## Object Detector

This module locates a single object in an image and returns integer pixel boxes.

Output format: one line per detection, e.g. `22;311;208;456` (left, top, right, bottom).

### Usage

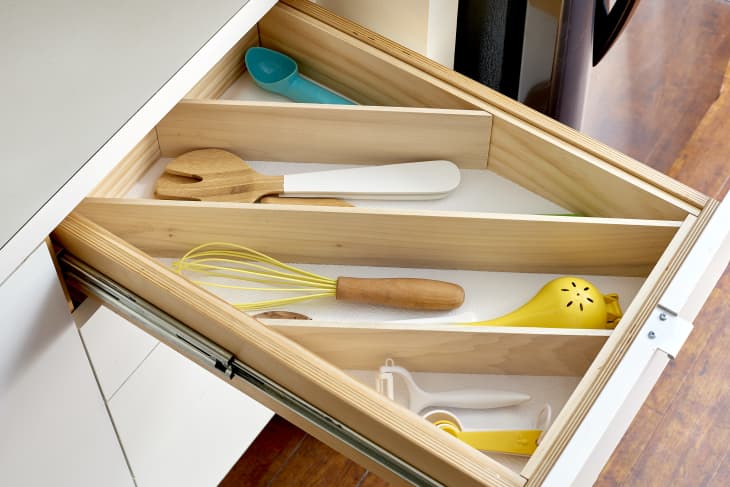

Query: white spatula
155;149;461;202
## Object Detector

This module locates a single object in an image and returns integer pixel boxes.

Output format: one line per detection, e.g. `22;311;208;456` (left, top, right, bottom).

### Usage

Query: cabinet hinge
644;306;694;359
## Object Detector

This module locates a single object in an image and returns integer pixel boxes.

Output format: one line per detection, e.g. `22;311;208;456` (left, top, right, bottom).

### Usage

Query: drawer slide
61;252;443;487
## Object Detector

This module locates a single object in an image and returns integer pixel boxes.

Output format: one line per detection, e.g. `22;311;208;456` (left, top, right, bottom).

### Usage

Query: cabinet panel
108;341;273;486
0;244;132;487
78;301;159;400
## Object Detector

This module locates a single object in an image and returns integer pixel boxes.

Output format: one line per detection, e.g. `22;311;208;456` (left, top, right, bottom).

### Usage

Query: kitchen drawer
52;1;730;486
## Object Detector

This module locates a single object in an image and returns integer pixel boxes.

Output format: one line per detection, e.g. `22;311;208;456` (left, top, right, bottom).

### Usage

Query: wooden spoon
154;149;460;203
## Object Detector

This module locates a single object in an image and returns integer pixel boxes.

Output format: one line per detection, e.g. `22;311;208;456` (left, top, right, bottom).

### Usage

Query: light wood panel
52;212;523;487
89;129;160;198
185;26;259;99
259;4;477;109
77;198;681;277
263;321;611;377
263;1;698;220
157;99;492;168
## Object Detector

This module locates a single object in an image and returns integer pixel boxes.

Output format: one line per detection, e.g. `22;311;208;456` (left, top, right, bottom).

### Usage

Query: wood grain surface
263;320;612;377
157;99;493;169
220;415;390;487
76;198;681;277
224;1;730;486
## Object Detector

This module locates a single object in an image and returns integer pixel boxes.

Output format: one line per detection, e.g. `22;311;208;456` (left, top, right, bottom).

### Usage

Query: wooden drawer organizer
54;1;719;486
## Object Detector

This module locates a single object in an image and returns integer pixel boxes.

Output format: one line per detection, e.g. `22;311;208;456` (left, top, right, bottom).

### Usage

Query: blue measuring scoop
245;47;355;104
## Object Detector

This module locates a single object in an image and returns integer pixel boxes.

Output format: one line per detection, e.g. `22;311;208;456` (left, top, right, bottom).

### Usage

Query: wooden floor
222;1;730;485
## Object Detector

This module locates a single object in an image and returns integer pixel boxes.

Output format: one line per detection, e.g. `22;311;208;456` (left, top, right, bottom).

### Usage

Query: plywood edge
89;129;161;198
262;319;611;376
185;25;259;99
520;206;718;484
76;198;681;277
157;99;492;168
278;0;708;214
53;211;523;487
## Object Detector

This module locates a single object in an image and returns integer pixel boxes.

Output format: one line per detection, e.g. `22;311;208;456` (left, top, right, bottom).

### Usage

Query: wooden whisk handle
335;277;464;310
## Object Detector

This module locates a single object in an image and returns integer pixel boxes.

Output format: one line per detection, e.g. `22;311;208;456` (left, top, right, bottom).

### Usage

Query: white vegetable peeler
375;358;531;414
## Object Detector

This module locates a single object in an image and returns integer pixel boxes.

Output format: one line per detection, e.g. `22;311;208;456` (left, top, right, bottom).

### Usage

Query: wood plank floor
594;59;730;487
222;1;730;485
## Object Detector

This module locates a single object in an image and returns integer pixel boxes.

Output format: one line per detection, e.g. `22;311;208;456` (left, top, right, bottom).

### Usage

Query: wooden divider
77;198;681;277
264;320;611;377
156;99;492;168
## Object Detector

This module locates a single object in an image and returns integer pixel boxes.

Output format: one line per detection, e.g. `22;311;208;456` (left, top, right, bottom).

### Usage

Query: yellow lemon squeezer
423;405;552;456
467;276;623;329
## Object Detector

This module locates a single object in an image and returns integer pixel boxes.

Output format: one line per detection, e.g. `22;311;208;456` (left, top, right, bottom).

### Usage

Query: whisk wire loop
173;242;339;310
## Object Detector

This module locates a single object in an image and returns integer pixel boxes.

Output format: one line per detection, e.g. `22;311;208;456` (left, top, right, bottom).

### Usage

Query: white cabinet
78;302;273;487
0;244;133;487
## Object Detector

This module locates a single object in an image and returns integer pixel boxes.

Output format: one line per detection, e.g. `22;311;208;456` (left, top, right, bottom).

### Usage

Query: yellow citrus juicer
466;276;623;329
423;405;552;456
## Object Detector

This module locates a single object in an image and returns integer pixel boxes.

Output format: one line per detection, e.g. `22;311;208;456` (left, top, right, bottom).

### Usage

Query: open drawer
53;1;730;486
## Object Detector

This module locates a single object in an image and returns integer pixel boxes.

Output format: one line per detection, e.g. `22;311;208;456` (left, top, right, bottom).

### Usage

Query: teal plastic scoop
245;47;355;105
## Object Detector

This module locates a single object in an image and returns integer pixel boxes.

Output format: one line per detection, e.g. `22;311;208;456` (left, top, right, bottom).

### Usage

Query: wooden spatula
157;173;350;206
154;149;460;203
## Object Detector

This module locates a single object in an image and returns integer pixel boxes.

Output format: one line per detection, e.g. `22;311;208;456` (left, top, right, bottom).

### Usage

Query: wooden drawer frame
52;1;729;486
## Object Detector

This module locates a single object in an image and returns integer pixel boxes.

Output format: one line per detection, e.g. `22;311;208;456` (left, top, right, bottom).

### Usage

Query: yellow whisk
173;242;464;311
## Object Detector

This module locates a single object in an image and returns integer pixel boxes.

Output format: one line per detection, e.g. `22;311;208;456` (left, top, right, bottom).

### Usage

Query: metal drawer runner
61;252;441;487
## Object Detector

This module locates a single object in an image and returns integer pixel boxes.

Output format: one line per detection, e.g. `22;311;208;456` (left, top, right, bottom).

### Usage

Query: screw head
648;331;656;339
659;313;668;321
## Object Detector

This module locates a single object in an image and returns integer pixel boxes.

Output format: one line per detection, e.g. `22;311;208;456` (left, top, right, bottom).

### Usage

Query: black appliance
454;0;638;129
